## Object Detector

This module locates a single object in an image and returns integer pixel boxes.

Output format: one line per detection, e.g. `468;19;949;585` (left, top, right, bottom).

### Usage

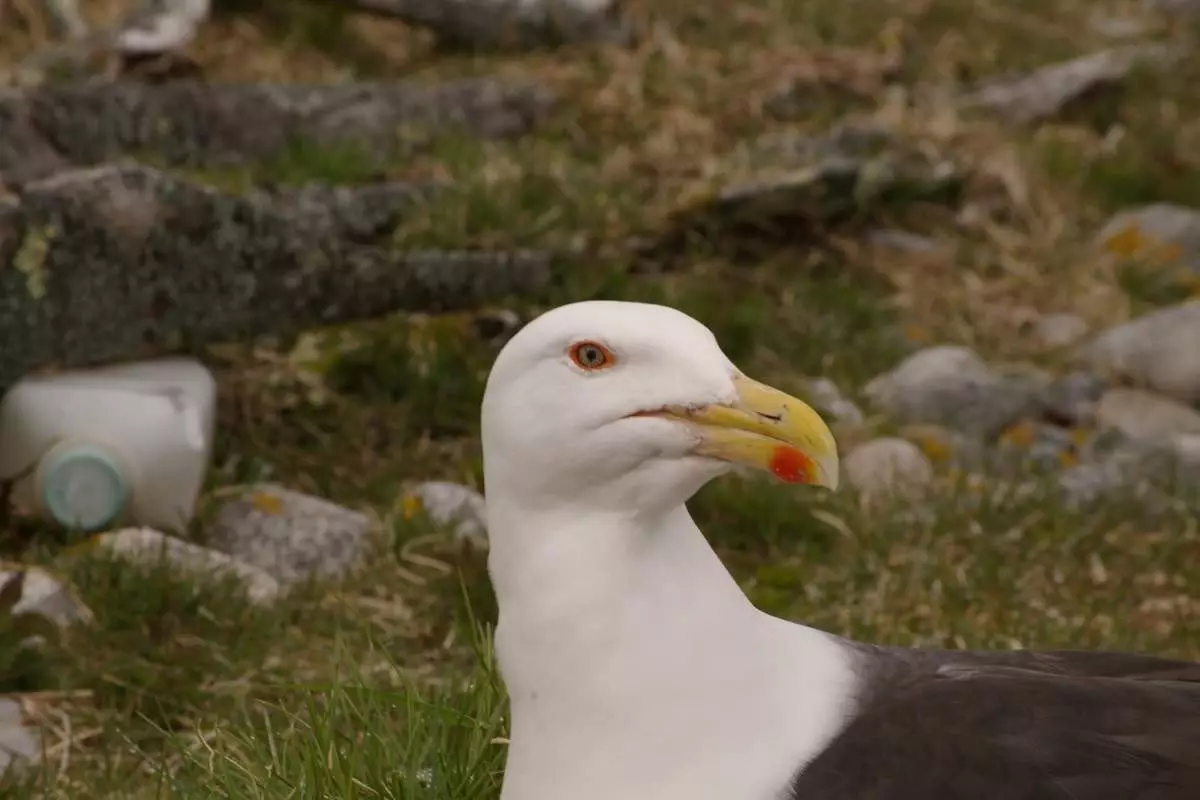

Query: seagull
480;300;1200;800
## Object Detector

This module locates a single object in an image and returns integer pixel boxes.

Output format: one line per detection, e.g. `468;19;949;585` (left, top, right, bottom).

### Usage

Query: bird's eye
568;341;614;371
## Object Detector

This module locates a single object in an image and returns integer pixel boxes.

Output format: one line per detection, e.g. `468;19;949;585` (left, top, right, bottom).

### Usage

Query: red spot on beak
769;446;814;484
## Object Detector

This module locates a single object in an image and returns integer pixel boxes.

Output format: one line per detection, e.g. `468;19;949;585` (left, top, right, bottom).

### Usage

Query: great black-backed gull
481;300;1200;800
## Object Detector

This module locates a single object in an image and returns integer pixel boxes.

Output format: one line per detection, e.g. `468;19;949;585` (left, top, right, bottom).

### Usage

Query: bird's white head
481;301;839;521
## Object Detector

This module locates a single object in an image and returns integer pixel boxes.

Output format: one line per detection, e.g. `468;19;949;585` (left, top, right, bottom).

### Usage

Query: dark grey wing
788;647;1200;800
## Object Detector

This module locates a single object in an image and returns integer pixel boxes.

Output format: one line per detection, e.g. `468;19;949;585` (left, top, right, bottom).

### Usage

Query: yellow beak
657;374;840;489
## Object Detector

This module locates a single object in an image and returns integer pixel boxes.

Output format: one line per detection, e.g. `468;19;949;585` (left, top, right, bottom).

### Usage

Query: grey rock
863;346;1044;439
0;698;39;779
843;437;934;503
95;527;281;605
1096;203;1200;274
960;45;1181;125
0;79;555;184
1076;301;1200;405
207;485;374;586
402;481;487;543
0;163;552;395
1031;312;1090;350
0;566;93;629
669;122;963;237
1094;387;1200;441
1039;370;1108;427
802;377;865;426
353;0;633;49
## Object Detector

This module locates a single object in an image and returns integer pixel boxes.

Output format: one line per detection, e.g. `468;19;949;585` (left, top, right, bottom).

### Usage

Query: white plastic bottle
0;357;217;534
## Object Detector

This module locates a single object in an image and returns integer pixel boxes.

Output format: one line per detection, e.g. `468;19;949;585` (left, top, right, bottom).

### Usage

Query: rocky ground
2;0;1200;797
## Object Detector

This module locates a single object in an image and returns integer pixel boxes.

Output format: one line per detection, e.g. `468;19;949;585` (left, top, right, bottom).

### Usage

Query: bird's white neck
487;501;752;635
485;498;857;800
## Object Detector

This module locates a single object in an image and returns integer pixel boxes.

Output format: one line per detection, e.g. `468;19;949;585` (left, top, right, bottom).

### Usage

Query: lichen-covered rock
960;45;1181;124
93;527;281;605
0;163;552;394
207;485;374;586
1076;301;1200;405
0;79;555;183
863;346;1045;439
1095;204;1200;287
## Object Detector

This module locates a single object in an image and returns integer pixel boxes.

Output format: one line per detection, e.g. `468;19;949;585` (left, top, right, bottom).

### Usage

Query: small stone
863;346;1044;439
0;698;39;779
207;485;374;586
802;378;865;426
1077;301;1200;405
1039;371;1108;427
843;437;934;503
1094;387;1200;442
0;565;92;629
1032;313;1090;349
94;527;281;605
401;481;487;543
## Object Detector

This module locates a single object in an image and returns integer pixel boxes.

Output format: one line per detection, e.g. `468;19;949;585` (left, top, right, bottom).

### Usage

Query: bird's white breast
493;512;858;800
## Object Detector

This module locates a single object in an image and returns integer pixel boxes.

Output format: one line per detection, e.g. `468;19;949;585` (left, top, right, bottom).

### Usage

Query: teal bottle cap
40;445;130;532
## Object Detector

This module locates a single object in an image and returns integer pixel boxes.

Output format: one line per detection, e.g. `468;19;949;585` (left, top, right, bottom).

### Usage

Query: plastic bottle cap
40;445;130;532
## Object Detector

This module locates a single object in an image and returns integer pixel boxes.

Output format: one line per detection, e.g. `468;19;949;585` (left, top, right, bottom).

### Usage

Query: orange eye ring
568;340;615;371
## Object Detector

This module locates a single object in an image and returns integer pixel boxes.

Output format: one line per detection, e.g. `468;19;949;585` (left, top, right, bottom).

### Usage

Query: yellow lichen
913;434;953;463
401;493;424;520
250;492;284;515
13;225;55;300
1103;223;1149;257
998;420;1037;448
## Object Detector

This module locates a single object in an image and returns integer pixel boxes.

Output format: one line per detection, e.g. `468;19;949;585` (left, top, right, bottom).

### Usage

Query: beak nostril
757;411;784;423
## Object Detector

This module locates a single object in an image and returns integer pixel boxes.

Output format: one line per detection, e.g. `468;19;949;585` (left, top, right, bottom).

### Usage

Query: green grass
2;0;1200;796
